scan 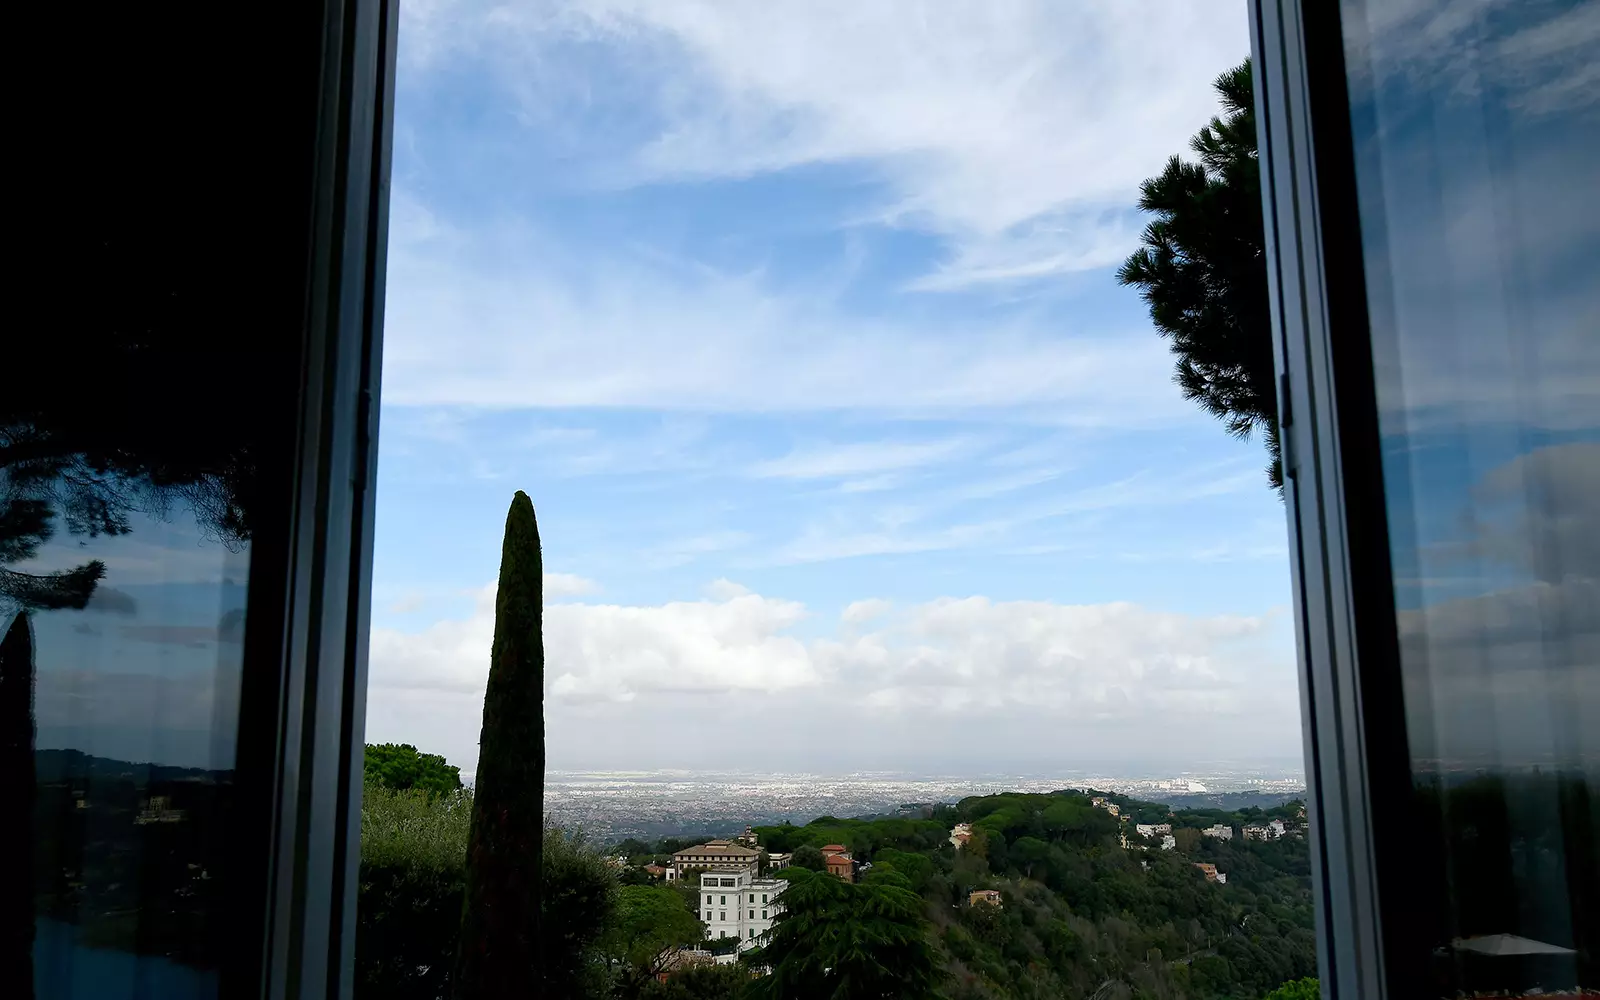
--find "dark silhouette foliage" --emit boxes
[1119,59,1279,489]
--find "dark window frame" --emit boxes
[1250,1,1434,996]
[231,1,398,998]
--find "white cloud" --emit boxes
[364,582,1296,773]
[399,0,1251,290]
[841,598,892,624]
[546,572,602,597]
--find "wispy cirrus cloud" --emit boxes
[398,0,1251,291]
[748,438,975,480]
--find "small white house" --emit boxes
[1202,823,1234,841]
[1136,823,1172,838]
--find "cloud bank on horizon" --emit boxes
[367,0,1302,777]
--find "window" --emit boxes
[749,894,755,903]
[761,894,768,903]
[1254,0,1599,995]
[705,894,711,904]
[13,3,391,998]
[761,910,768,920]
[749,910,755,920]
[719,895,726,905]
[719,912,725,922]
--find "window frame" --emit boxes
[1250,1,1432,996]
[236,1,399,998]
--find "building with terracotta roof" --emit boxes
[669,839,762,881]
[1193,862,1227,884]
[820,844,855,883]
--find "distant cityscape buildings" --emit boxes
[1203,823,1234,841]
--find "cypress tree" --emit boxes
[455,492,545,998]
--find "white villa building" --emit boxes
[1202,823,1235,841]
[700,868,787,949]
[1135,823,1172,839]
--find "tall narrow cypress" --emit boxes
[455,492,545,998]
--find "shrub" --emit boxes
[355,783,472,1000]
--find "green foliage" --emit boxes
[756,815,949,856]
[754,867,945,1000]
[639,963,749,1000]
[457,491,547,999]
[917,790,1317,1000]
[356,782,474,1000]
[544,828,623,998]
[1262,977,1319,1000]
[602,885,706,998]
[357,780,618,1000]
[364,743,463,796]
[1118,59,1278,489]
[789,845,826,871]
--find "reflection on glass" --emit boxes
[2,360,266,1000]
[1340,0,1599,995]
[4,14,300,993]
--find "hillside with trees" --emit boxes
[748,790,1316,1000]
[357,778,1317,999]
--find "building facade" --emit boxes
[669,840,761,881]
[821,844,855,882]
[1202,823,1234,841]
[699,869,787,948]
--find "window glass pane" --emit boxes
[9,6,309,998]
[1339,0,1599,994]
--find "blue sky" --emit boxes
[364,0,1306,777]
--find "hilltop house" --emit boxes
[669,840,761,881]
[821,844,855,882]
[765,852,792,871]
[1160,835,1177,851]
[949,822,972,850]
[969,889,1003,907]
[698,868,787,951]
[1090,797,1121,818]
[1193,862,1228,884]
[1135,823,1172,839]
[1202,823,1234,841]
[1244,820,1287,842]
